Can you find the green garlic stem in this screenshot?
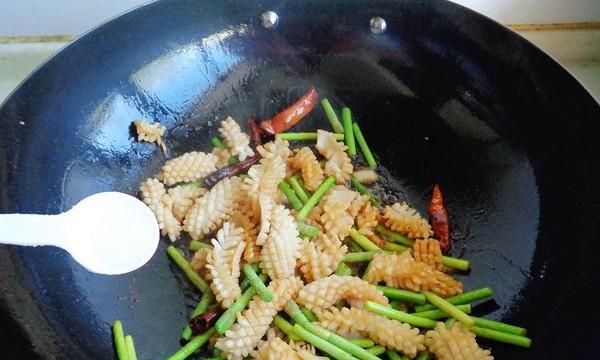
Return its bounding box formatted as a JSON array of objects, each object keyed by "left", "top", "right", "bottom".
[
  {"left": 296, "top": 319, "right": 381, "bottom": 360},
  {"left": 374, "top": 225, "right": 414, "bottom": 246},
  {"left": 375, "top": 285, "right": 426, "bottom": 305},
  {"left": 350, "top": 176, "right": 379, "bottom": 205},
  {"left": 366, "top": 346, "right": 386, "bottom": 356},
  {"left": 297, "top": 176, "right": 336, "bottom": 221},
  {"left": 166, "top": 246, "right": 209, "bottom": 292},
  {"left": 228, "top": 156, "right": 239, "bottom": 165},
  {"left": 215, "top": 274, "right": 267, "bottom": 334},
  {"left": 297, "top": 222, "right": 320, "bottom": 238},
  {"left": 335, "top": 262, "right": 353, "bottom": 276},
  {"left": 321, "top": 98, "right": 345, "bottom": 133},
  {"left": 273, "top": 315, "right": 301, "bottom": 341},
  {"left": 348, "top": 240, "right": 365, "bottom": 253},
  {"left": 343, "top": 251, "right": 376, "bottom": 263},
  {"left": 441, "top": 256, "right": 470, "bottom": 271},
  {"left": 292, "top": 324, "right": 359, "bottom": 360},
  {"left": 211, "top": 137, "right": 225, "bottom": 149},
  {"left": 422, "top": 291, "right": 474, "bottom": 327},
  {"left": 349, "top": 229, "right": 381, "bottom": 251},
  {"left": 277, "top": 132, "right": 345, "bottom": 141},
  {"left": 348, "top": 338, "right": 375, "bottom": 348},
  {"left": 383, "top": 242, "right": 409, "bottom": 253},
  {"left": 286, "top": 302, "right": 378, "bottom": 360},
  {"left": 166, "top": 328, "right": 216, "bottom": 360},
  {"left": 301, "top": 307, "right": 318, "bottom": 322},
  {"left": 470, "top": 326, "right": 532, "bottom": 348},
  {"left": 188, "top": 240, "right": 213, "bottom": 251},
  {"left": 469, "top": 316, "right": 527, "bottom": 336},
  {"left": 242, "top": 264, "right": 273, "bottom": 302},
  {"left": 387, "top": 350, "right": 409, "bottom": 360},
  {"left": 414, "top": 287, "right": 493, "bottom": 312},
  {"left": 285, "top": 300, "right": 310, "bottom": 325},
  {"left": 352, "top": 123, "right": 377, "bottom": 169},
  {"left": 239, "top": 264, "right": 261, "bottom": 292},
  {"left": 342, "top": 107, "right": 356, "bottom": 156},
  {"left": 125, "top": 335, "right": 138, "bottom": 360},
  {"left": 112, "top": 320, "right": 129, "bottom": 360},
  {"left": 364, "top": 301, "right": 436, "bottom": 329},
  {"left": 415, "top": 351, "right": 432, "bottom": 360},
  {"left": 413, "top": 304, "right": 472, "bottom": 320},
  {"left": 279, "top": 181, "right": 304, "bottom": 211},
  {"left": 289, "top": 175, "right": 310, "bottom": 203}
]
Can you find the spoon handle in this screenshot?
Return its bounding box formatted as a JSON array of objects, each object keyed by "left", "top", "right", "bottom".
[{"left": 0, "top": 213, "right": 69, "bottom": 247}]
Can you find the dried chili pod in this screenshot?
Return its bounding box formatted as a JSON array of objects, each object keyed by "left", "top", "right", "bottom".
[
  {"left": 203, "top": 155, "right": 259, "bottom": 188},
  {"left": 247, "top": 118, "right": 264, "bottom": 147},
  {"left": 259, "top": 87, "right": 318, "bottom": 134},
  {"left": 189, "top": 307, "right": 224, "bottom": 335},
  {"left": 428, "top": 184, "right": 451, "bottom": 252}
]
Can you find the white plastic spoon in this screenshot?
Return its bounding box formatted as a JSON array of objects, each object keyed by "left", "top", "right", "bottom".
[{"left": 0, "top": 192, "right": 159, "bottom": 275}]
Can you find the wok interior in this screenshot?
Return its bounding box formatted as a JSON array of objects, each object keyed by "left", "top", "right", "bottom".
[
  {"left": 1, "top": 0, "right": 599, "bottom": 358},
  {"left": 3, "top": 41, "right": 539, "bottom": 360}
]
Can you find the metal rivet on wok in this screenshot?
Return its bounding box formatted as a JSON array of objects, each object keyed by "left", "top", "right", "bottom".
[
  {"left": 370, "top": 17, "right": 387, "bottom": 34},
  {"left": 261, "top": 10, "right": 279, "bottom": 29}
]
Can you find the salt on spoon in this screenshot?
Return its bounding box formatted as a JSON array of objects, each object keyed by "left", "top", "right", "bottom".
[{"left": 0, "top": 192, "right": 159, "bottom": 275}]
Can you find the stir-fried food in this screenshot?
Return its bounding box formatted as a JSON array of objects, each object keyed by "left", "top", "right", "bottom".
[{"left": 115, "top": 88, "right": 531, "bottom": 360}]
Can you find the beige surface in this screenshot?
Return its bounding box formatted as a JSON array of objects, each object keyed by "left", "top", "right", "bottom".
[
  {"left": 0, "top": 42, "right": 65, "bottom": 102},
  {"left": 517, "top": 29, "right": 599, "bottom": 101},
  {"left": 1, "top": 30, "right": 598, "bottom": 103}
]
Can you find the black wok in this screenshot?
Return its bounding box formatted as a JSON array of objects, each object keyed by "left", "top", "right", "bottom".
[{"left": 1, "top": 0, "right": 599, "bottom": 358}]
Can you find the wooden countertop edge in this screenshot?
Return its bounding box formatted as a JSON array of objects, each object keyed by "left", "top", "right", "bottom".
[
  {"left": 507, "top": 22, "right": 600, "bottom": 31},
  {"left": 0, "top": 22, "right": 599, "bottom": 44},
  {"left": 0, "top": 35, "right": 74, "bottom": 44}
]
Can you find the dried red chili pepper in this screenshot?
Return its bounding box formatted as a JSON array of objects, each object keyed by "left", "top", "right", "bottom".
[
  {"left": 259, "top": 87, "right": 319, "bottom": 134},
  {"left": 247, "top": 118, "right": 264, "bottom": 147},
  {"left": 428, "top": 184, "right": 451, "bottom": 253},
  {"left": 203, "top": 154, "right": 259, "bottom": 188},
  {"left": 189, "top": 307, "right": 224, "bottom": 335}
]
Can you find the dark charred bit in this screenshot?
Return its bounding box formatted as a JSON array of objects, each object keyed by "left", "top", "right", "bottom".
[
  {"left": 189, "top": 307, "right": 224, "bottom": 335},
  {"left": 247, "top": 118, "right": 267, "bottom": 147},
  {"left": 203, "top": 155, "right": 260, "bottom": 188}
]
